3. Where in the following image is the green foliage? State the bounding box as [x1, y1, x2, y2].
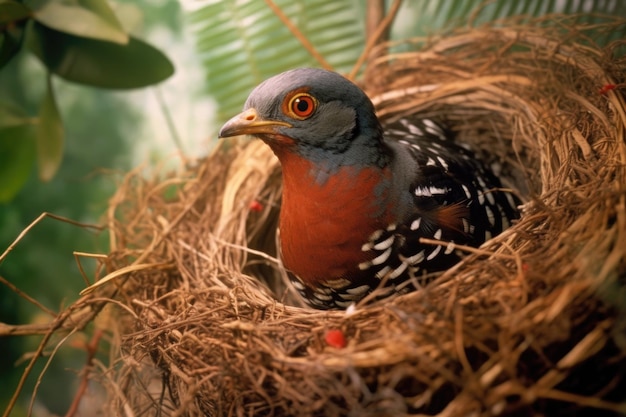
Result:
[0, 47, 140, 412]
[191, 0, 364, 122]
[26, 0, 128, 43]
[26, 22, 174, 88]
[0, 103, 36, 200]
[192, 0, 626, 124]
[35, 76, 63, 181]
[0, 0, 182, 413]
[392, 0, 626, 43]
[0, 0, 28, 71]
[0, 123, 35, 201]
[0, 0, 175, 202]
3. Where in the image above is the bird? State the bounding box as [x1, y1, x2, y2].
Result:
[219, 68, 520, 310]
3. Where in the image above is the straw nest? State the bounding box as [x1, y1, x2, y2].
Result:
[93, 16, 626, 416]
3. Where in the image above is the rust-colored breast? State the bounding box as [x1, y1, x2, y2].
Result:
[275, 151, 390, 287]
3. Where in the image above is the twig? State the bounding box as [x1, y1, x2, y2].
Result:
[65, 329, 104, 417]
[263, 0, 333, 71]
[0, 214, 102, 322]
[91, 359, 135, 417]
[0, 275, 57, 317]
[4, 317, 67, 417]
[28, 328, 78, 416]
[348, 0, 402, 80]
[80, 262, 173, 296]
[0, 322, 62, 336]
[154, 87, 186, 156]
[211, 237, 280, 266]
[454, 306, 478, 392]
[366, 0, 388, 41]
[0, 212, 102, 265]
[3, 296, 107, 417]
[534, 388, 626, 414]
[365, 0, 390, 63]
[74, 252, 108, 288]
[419, 237, 518, 260]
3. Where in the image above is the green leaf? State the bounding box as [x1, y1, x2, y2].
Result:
[0, 101, 36, 129]
[108, 1, 143, 35]
[0, 0, 32, 23]
[78, 0, 126, 31]
[30, 0, 128, 44]
[36, 76, 64, 181]
[26, 22, 174, 89]
[191, 0, 364, 122]
[393, 0, 626, 41]
[0, 124, 36, 202]
[0, 0, 29, 68]
[0, 29, 22, 68]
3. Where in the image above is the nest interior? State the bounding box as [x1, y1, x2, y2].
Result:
[94, 16, 626, 417]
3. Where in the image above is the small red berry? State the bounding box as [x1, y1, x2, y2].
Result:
[599, 84, 616, 95]
[325, 329, 347, 349]
[249, 200, 264, 212]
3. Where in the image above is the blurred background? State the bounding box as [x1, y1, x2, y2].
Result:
[0, 0, 624, 415]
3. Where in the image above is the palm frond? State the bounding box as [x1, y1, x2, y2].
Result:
[190, 0, 626, 122]
[190, 0, 364, 122]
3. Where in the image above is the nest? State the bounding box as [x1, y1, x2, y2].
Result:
[91, 16, 626, 416]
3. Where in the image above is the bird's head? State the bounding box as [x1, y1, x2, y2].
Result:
[219, 68, 386, 167]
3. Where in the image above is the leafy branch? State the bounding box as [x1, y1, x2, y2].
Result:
[0, 0, 175, 202]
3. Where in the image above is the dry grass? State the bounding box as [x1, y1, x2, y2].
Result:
[4, 14, 626, 417]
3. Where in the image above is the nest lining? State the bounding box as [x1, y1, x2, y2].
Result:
[91, 17, 626, 417]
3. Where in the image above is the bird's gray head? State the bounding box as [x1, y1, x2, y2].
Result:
[219, 68, 386, 166]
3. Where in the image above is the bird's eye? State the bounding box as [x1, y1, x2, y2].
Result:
[284, 92, 317, 120]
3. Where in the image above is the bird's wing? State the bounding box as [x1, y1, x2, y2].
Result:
[371, 117, 521, 271]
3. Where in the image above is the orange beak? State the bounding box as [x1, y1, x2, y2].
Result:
[219, 108, 292, 138]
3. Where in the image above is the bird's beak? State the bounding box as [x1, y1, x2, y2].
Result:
[219, 108, 292, 138]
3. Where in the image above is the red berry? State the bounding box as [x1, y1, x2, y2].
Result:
[325, 329, 347, 348]
[249, 200, 264, 212]
[599, 84, 616, 95]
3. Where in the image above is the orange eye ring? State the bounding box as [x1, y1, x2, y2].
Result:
[284, 92, 317, 120]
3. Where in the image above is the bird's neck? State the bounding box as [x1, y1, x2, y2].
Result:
[270, 146, 393, 286]
[292, 125, 389, 171]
